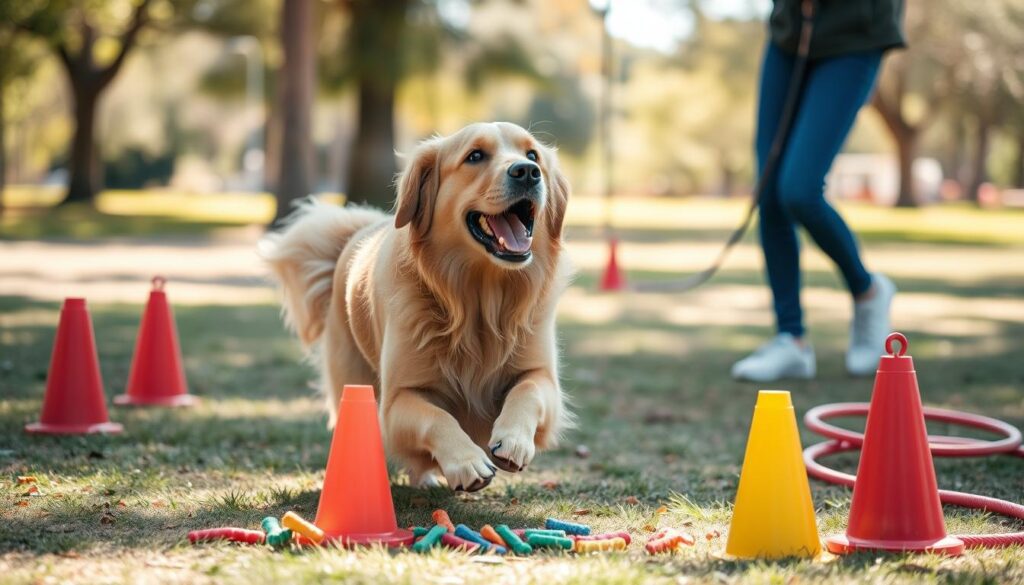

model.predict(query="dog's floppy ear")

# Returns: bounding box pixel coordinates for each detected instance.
[394,139,441,237]
[544,150,570,239]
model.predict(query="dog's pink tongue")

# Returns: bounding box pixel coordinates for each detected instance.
[485,212,531,253]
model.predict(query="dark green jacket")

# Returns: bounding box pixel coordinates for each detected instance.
[770,0,906,59]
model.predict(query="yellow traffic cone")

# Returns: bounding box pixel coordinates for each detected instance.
[724,390,821,559]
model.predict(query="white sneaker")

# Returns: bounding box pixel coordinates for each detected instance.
[847,273,897,376]
[731,333,816,382]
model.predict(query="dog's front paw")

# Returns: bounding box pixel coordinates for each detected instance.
[438,446,497,492]
[488,428,536,473]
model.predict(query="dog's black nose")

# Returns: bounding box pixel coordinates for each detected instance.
[507,162,541,188]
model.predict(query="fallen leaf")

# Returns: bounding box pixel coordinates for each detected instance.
[15,501,28,507]
[655,505,668,515]
[58,551,81,559]
[705,530,720,540]
[24,485,40,496]
[572,509,591,516]
[509,498,520,506]
[643,524,658,532]
[540,480,558,490]
[151,500,166,508]
[16,476,37,485]
[117,500,127,507]
[624,496,640,505]
[100,514,115,525]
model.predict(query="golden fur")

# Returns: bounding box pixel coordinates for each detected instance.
[262,122,573,491]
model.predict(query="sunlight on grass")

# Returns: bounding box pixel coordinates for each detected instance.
[4,186,1024,246]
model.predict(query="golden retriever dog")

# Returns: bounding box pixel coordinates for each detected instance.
[262,122,573,491]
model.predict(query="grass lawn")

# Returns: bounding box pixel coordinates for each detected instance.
[1,191,1023,584]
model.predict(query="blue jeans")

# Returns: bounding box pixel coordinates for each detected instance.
[756,43,881,338]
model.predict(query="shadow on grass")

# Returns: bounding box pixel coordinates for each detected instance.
[2,285,1022,558]
[574,267,1024,300]
[565,224,1024,248]
[0,204,248,241]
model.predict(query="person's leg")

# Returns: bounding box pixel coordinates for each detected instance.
[773,50,882,297]
[755,43,805,338]
[732,43,817,382]
[772,49,897,376]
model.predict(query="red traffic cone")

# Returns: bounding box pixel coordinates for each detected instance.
[600,238,625,291]
[115,277,197,407]
[825,332,964,555]
[310,385,413,547]
[25,298,123,435]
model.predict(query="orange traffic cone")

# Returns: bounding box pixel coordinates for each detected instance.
[311,385,413,547]
[25,298,123,435]
[115,277,197,407]
[600,238,625,291]
[825,332,964,555]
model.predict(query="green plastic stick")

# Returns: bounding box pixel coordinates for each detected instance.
[524,529,566,538]
[261,516,293,548]
[495,524,533,555]
[412,526,429,537]
[412,524,447,553]
[526,533,574,550]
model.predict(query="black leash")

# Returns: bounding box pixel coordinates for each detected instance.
[633,0,816,293]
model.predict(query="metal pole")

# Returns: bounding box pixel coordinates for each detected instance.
[600,9,613,239]
[230,36,265,191]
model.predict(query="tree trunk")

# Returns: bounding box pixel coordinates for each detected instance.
[344,0,407,210]
[0,81,6,218]
[894,130,917,207]
[1014,127,1024,188]
[348,80,397,209]
[62,84,100,206]
[272,0,316,227]
[966,116,991,203]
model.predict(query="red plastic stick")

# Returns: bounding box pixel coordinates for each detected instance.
[188,527,265,545]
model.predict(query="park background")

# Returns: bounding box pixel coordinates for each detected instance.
[1,1,1023,584]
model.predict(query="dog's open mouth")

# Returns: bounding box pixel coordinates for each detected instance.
[466,199,536,263]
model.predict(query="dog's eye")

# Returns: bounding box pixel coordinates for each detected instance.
[466,149,485,164]
[526,149,538,162]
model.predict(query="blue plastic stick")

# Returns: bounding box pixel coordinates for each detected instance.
[545,517,591,536]
[454,524,506,554]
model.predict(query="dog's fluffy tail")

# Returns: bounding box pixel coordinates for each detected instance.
[260,198,388,347]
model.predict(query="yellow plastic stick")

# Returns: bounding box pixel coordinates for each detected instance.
[575,537,627,553]
[282,511,325,545]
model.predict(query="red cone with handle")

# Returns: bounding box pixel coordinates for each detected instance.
[25,298,123,435]
[115,276,197,407]
[310,385,413,547]
[600,238,625,291]
[825,332,964,555]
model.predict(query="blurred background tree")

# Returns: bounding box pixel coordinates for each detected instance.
[0,22,42,216]
[13,0,189,207]
[3,0,1024,218]
[872,0,1024,206]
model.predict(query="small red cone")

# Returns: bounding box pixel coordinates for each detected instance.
[115,276,197,407]
[600,238,625,291]
[825,332,964,555]
[311,385,413,547]
[25,298,123,435]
